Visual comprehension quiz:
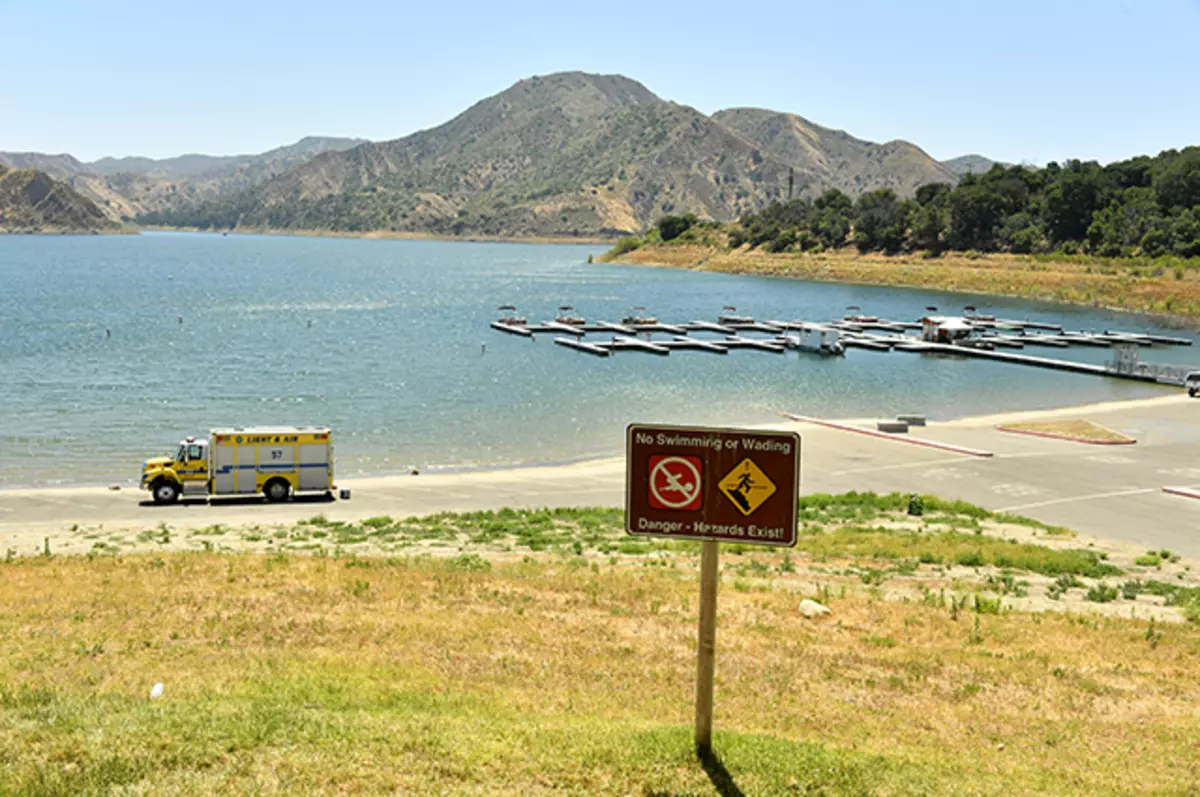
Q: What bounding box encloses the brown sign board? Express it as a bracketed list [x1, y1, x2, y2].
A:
[626, 424, 800, 548]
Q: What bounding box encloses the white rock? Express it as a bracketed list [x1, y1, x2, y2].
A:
[150, 683, 164, 699]
[799, 599, 832, 618]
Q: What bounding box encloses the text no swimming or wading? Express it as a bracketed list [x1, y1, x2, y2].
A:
[625, 424, 800, 548]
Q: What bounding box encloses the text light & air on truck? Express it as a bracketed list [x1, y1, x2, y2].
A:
[140, 426, 339, 505]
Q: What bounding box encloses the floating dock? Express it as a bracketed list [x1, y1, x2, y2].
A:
[553, 337, 609, 356]
[492, 311, 1195, 387]
[490, 321, 532, 337]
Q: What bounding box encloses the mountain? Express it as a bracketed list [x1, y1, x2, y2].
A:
[711, 108, 958, 198]
[0, 152, 89, 177]
[942, 154, 1008, 177]
[87, 136, 367, 180]
[0, 137, 366, 222]
[0, 165, 118, 232]
[144, 72, 957, 238]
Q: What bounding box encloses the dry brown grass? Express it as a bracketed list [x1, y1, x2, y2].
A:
[610, 245, 1200, 322]
[2, 549, 1199, 794]
[998, 420, 1136, 445]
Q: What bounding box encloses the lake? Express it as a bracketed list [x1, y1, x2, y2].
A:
[1, 232, 1196, 487]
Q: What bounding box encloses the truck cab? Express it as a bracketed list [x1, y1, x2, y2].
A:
[1187, 371, 1200, 398]
[141, 437, 210, 504]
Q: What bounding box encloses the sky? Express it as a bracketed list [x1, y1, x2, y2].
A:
[1, 0, 1198, 165]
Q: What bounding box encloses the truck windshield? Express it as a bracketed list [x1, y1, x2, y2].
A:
[175, 445, 186, 462]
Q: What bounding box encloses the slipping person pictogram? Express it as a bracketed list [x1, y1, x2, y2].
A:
[717, 458, 777, 516]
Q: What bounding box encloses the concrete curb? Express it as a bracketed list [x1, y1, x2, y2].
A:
[1162, 486, 1200, 500]
[996, 426, 1137, 446]
[778, 412, 994, 457]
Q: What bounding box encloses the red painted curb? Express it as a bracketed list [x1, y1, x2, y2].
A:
[996, 426, 1136, 446]
[1162, 486, 1200, 500]
[778, 412, 994, 457]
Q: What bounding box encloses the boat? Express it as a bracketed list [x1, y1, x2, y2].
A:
[843, 305, 879, 324]
[495, 304, 527, 326]
[717, 305, 753, 325]
[622, 305, 658, 325]
[963, 305, 997, 322]
[554, 305, 585, 325]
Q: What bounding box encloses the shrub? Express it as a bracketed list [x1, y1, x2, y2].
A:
[956, 551, 985, 568]
[1085, 582, 1119, 603]
[610, 236, 642, 256]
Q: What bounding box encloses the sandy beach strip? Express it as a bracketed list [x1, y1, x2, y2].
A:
[2, 393, 1198, 558]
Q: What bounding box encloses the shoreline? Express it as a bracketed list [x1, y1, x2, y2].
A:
[137, 225, 618, 246]
[0, 393, 1187, 498]
[606, 244, 1200, 328]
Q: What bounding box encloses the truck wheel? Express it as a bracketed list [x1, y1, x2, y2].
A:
[263, 479, 290, 503]
[1190, 388, 1197, 398]
[152, 480, 180, 505]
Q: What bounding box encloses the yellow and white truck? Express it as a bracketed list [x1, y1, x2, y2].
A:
[140, 426, 335, 504]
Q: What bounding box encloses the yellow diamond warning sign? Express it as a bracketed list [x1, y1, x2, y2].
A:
[717, 458, 777, 516]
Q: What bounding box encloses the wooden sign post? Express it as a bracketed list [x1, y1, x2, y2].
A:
[626, 424, 800, 755]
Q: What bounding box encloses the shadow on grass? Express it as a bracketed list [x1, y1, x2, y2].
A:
[699, 747, 745, 797]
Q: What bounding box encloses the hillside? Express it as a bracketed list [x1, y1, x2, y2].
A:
[942, 153, 1008, 176]
[711, 108, 957, 197]
[138, 72, 962, 238]
[0, 137, 365, 222]
[0, 165, 118, 232]
[0, 151, 89, 177]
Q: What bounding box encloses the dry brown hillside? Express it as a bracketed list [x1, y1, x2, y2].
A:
[142, 72, 964, 237]
[712, 107, 958, 197]
[0, 165, 117, 232]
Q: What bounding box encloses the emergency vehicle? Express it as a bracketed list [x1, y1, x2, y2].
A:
[140, 427, 334, 504]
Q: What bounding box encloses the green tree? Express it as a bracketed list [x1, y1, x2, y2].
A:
[1153, 148, 1200, 210]
[998, 212, 1043, 254]
[852, 189, 907, 253]
[1044, 161, 1112, 244]
[657, 213, 697, 242]
[947, 183, 1006, 251]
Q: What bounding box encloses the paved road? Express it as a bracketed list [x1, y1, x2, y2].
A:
[2, 397, 1198, 557]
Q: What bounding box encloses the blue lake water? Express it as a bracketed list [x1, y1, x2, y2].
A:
[1, 231, 1197, 487]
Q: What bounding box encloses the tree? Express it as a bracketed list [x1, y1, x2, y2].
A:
[852, 189, 906, 253]
[1044, 161, 1111, 244]
[657, 213, 697, 242]
[998, 212, 1043, 254]
[947, 183, 1006, 251]
[1153, 148, 1200, 210]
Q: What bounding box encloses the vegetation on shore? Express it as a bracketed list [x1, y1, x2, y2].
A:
[607, 241, 1200, 321]
[3, 494, 1199, 794]
[605, 150, 1200, 320]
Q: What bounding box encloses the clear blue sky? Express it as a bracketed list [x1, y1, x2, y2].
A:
[1, 0, 1197, 165]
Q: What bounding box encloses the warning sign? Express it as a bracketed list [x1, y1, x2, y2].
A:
[717, 458, 776, 516]
[649, 455, 703, 511]
[626, 424, 800, 548]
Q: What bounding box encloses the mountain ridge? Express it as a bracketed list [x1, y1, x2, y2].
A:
[0, 137, 366, 222]
[137, 71, 957, 237]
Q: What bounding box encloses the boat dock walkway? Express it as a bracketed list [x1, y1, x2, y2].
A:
[498, 312, 1195, 387]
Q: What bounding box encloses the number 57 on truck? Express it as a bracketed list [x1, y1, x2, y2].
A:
[140, 426, 335, 505]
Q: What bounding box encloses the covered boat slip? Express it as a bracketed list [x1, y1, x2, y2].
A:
[211, 427, 333, 496]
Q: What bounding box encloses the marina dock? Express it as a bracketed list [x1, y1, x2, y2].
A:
[492, 309, 1196, 387]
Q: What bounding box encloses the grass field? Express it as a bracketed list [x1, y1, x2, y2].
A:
[607, 244, 1200, 323]
[3, 497, 1199, 795]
